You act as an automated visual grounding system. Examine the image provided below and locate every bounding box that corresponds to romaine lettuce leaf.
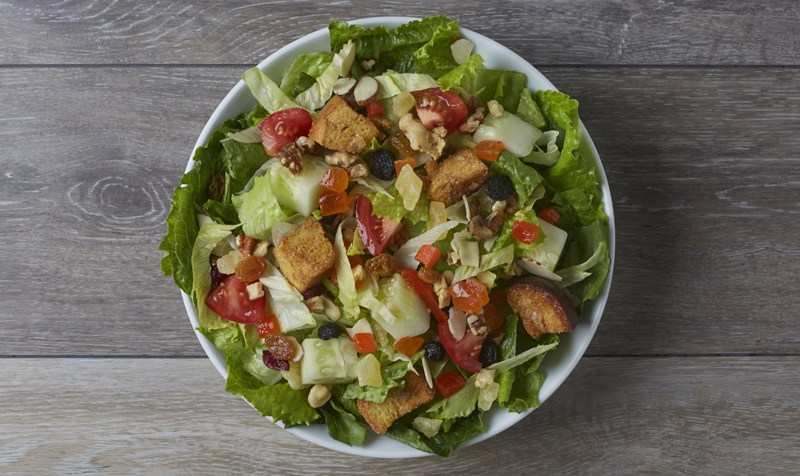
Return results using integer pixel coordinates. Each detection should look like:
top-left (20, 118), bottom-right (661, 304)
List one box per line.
top-left (451, 244), bottom-right (515, 284)
top-left (295, 41), bottom-right (355, 111)
top-left (408, 20), bottom-right (461, 77)
top-left (220, 138), bottom-right (269, 195)
top-left (232, 169), bottom-right (295, 240)
top-left (279, 51), bottom-right (334, 96)
top-left (202, 199), bottom-right (240, 227)
top-left (259, 260), bottom-right (316, 332)
top-left (320, 400), bottom-right (366, 447)
top-left (373, 72), bottom-right (439, 98)
top-left (242, 67), bottom-right (305, 114)
top-left (365, 187), bottom-right (428, 224)
top-left (341, 358), bottom-right (414, 403)
top-left (199, 326), bottom-right (280, 386)
top-left (334, 225), bottom-right (360, 320)
top-left (490, 150), bottom-right (545, 205)
top-left (191, 222), bottom-right (238, 328)
top-left (462, 68), bottom-right (527, 113)
top-left (159, 186), bottom-right (199, 295)
top-left (437, 54), bottom-right (484, 91)
top-left (384, 411), bottom-right (484, 457)
top-left (560, 220), bottom-right (610, 303)
top-left (516, 88), bottom-right (547, 129)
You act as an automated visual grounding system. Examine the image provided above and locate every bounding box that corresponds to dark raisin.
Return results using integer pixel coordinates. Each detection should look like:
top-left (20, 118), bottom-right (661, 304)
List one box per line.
top-left (210, 263), bottom-right (226, 287)
top-left (369, 150), bottom-right (398, 181)
top-left (484, 174), bottom-right (514, 201)
top-left (303, 284), bottom-right (326, 300)
top-left (208, 172), bottom-right (225, 201)
top-left (423, 341), bottom-right (446, 361)
top-left (318, 322), bottom-right (342, 341)
top-left (479, 342), bottom-right (499, 367)
top-left (262, 350), bottom-right (290, 371)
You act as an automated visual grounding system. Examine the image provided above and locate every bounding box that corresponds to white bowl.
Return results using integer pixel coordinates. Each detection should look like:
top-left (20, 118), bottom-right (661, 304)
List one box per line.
top-left (181, 17), bottom-right (616, 458)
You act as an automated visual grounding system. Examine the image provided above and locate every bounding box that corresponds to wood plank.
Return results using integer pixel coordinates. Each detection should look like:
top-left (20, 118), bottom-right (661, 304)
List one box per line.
top-left (1, 1), bottom-right (800, 66)
top-left (1, 357), bottom-right (798, 473)
top-left (1, 67), bottom-right (799, 356)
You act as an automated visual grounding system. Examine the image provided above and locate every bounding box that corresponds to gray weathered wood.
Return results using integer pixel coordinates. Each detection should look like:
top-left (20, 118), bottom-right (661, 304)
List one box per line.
top-left (1, 358), bottom-right (798, 474)
top-left (2, 1), bottom-right (800, 66)
top-left (1, 67), bottom-right (798, 356)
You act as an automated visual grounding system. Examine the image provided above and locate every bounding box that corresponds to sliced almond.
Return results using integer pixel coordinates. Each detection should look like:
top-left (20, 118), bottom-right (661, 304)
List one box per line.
top-left (450, 37), bottom-right (475, 65)
top-left (354, 76), bottom-right (379, 106)
top-left (333, 77), bottom-right (357, 96)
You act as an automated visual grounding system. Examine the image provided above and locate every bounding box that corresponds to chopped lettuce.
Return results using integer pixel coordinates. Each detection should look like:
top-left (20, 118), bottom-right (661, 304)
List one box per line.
top-left (279, 51), bottom-right (334, 96)
top-left (559, 220), bottom-right (611, 304)
top-left (365, 187), bottom-right (428, 224)
top-left (295, 41), bottom-right (355, 111)
top-left (341, 357), bottom-right (417, 403)
top-left (516, 88), bottom-right (547, 129)
top-left (242, 67), bottom-right (305, 114)
top-left (451, 244), bottom-right (515, 284)
top-left (232, 169), bottom-right (296, 241)
top-left (490, 151), bottom-right (545, 206)
top-left (437, 54), bottom-right (484, 91)
top-left (407, 20), bottom-right (461, 77)
top-left (373, 72), bottom-right (439, 98)
top-left (220, 138), bottom-right (269, 195)
top-left (191, 222), bottom-right (238, 329)
top-left (334, 225), bottom-right (360, 319)
top-left (259, 261), bottom-right (316, 332)
top-left (385, 411), bottom-right (484, 457)
top-left (200, 326), bottom-right (279, 386)
top-left (320, 400), bottom-right (366, 447)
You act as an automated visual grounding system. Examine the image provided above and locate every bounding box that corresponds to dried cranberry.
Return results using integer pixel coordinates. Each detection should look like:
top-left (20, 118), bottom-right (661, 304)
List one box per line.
top-left (210, 263), bottom-right (226, 287)
top-left (302, 284), bottom-right (326, 300)
top-left (262, 350), bottom-right (290, 371)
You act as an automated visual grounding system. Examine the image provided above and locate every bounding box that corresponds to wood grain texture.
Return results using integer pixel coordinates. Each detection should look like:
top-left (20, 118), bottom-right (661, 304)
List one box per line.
top-left (1, 67), bottom-right (798, 356)
top-left (2, 0), bottom-right (800, 66)
top-left (1, 357), bottom-right (798, 474)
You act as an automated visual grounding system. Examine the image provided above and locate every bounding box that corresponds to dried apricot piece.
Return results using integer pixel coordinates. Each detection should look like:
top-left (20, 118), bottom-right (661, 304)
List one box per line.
top-left (452, 278), bottom-right (490, 314)
top-left (482, 303), bottom-right (505, 330)
top-left (393, 336), bottom-right (424, 358)
top-left (320, 168), bottom-right (349, 193)
top-left (474, 140), bottom-right (504, 161)
top-left (319, 191), bottom-right (349, 216)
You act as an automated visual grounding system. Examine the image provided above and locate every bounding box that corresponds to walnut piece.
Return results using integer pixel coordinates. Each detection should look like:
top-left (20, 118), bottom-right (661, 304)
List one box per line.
top-left (325, 151), bottom-right (360, 168)
top-left (347, 161), bottom-right (368, 179)
top-left (458, 106), bottom-right (485, 134)
top-left (360, 59), bottom-right (376, 71)
top-left (504, 194), bottom-right (520, 214)
top-left (487, 100), bottom-right (504, 117)
top-left (467, 215), bottom-right (494, 240)
top-left (295, 136), bottom-right (323, 156)
top-left (399, 113), bottom-right (446, 159)
top-left (305, 296), bottom-right (324, 313)
top-left (278, 141), bottom-right (304, 175)
top-left (236, 234), bottom-right (256, 257)
top-left (467, 310), bottom-right (488, 336)
top-left (433, 274), bottom-right (451, 308)
top-left (486, 210), bottom-right (504, 233)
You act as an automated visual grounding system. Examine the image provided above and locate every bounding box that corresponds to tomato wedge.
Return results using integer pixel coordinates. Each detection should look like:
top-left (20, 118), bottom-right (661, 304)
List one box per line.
top-left (437, 322), bottom-right (485, 374)
top-left (411, 87), bottom-right (468, 135)
top-left (355, 195), bottom-right (402, 256)
top-left (204, 275), bottom-right (266, 324)
top-left (257, 108), bottom-right (313, 156)
top-left (401, 267), bottom-right (449, 324)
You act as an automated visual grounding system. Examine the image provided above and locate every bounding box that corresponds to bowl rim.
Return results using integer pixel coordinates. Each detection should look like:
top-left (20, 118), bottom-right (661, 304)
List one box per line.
top-left (180, 16), bottom-right (615, 458)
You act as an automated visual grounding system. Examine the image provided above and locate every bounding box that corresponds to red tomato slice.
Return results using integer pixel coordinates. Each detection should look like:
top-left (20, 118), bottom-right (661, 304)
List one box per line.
top-left (401, 267), bottom-right (449, 324)
top-left (411, 87), bottom-right (468, 135)
top-left (204, 275), bottom-right (266, 324)
top-left (438, 322), bottom-right (486, 374)
top-left (257, 108), bottom-right (313, 156)
top-left (355, 195), bottom-right (402, 256)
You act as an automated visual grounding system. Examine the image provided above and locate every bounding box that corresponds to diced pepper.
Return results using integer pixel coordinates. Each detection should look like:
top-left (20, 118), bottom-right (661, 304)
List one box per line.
top-left (473, 140), bottom-right (504, 162)
top-left (512, 220), bottom-right (539, 245)
top-left (415, 244), bottom-right (442, 268)
top-left (538, 207), bottom-right (560, 225)
top-left (435, 371), bottom-right (466, 398)
top-left (319, 191), bottom-right (349, 216)
top-left (320, 168), bottom-right (349, 193)
top-left (393, 336), bottom-right (424, 358)
top-left (366, 100), bottom-right (385, 118)
top-left (256, 314), bottom-right (280, 338)
top-left (401, 267), bottom-right (449, 324)
top-left (394, 157), bottom-right (416, 176)
top-left (352, 333), bottom-right (376, 353)
top-left (452, 278), bottom-right (490, 314)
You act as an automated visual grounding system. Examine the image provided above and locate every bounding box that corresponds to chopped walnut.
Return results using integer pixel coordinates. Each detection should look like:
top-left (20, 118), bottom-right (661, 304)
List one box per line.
top-left (305, 296), bottom-right (324, 313)
top-left (446, 250), bottom-right (461, 266)
top-left (325, 151), bottom-right (360, 168)
top-left (466, 96), bottom-right (483, 114)
top-left (432, 126), bottom-right (448, 138)
top-left (467, 195), bottom-right (482, 219)
top-left (369, 117), bottom-right (392, 131)
top-left (252, 240), bottom-right (270, 258)
top-left (365, 253), bottom-right (398, 277)
top-left (467, 215), bottom-right (494, 240)
top-left (278, 141), bottom-right (303, 175)
top-left (433, 274), bottom-right (451, 308)
top-left (295, 136), bottom-right (323, 156)
top-left (487, 100), bottom-right (504, 117)
top-left (352, 264), bottom-right (366, 282)
top-left (504, 194), bottom-right (520, 214)
top-left (418, 266), bottom-right (440, 284)
top-left (399, 113), bottom-right (446, 159)
top-left (486, 210), bottom-right (504, 233)
top-left (236, 234), bottom-right (256, 257)
top-left (467, 310), bottom-right (488, 336)
top-left (347, 161), bottom-right (368, 179)
top-left (360, 59), bottom-right (376, 71)
top-left (458, 106), bottom-right (485, 134)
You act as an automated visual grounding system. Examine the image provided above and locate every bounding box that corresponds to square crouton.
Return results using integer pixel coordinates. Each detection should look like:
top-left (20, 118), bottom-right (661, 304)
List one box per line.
top-left (272, 217), bottom-right (334, 293)
top-left (424, 148), bottom-right (489, 207)
top-left (308, 95), bottom-right (380, 153)
top-left (507, 276), bottom-right (579, 339)
top-left (357, 371), bottom-right (435, 435)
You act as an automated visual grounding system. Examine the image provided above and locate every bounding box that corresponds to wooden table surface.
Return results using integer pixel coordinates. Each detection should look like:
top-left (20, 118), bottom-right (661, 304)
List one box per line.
top-left (2, 1), bottom-right (799, 474)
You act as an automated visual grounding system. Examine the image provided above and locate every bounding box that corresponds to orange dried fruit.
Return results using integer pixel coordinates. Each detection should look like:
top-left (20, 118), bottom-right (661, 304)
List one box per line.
top-left (234, 255), bottom-right (267, 284)
top-left (320, 167), bottom-right (349, 193)
top-left (452, 278), bottom-right (490, 314)
top-left (319, 191), bottom-right (349, 216)
top-left (265, 334), bottom-right (295, 361)
top-left (474, 140), bottom-right (504, 161)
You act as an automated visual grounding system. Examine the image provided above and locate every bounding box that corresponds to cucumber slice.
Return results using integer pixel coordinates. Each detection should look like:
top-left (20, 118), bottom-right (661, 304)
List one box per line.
top-left (300, 338), bottom-right (353, 385)
top-left (522, 221), bottom-right (568, 271)
top-left (370, 274), bottom-right (431, 340)
top-left (473, 112), bottom-right (542, 157)
top-left (270, 157), bottom-right (328, 217)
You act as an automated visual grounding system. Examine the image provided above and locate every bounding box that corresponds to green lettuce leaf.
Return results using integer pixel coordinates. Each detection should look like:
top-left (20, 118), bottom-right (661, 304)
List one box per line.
top-left (333, 225), bottom-right (360, 320)
top-left (384, 411), bottom-right (484, 457)
top-left (497, 314), bottom-right (519, 406)
top-left (516, 88), bottom-right (547, 129)
top-left (490, 150), bottom-right (545, 205)
top-left (320, 400), bottom-right (366, 447)
top-left (341, 358), bottom-right (415, 403)
top-left (226, 365), bottom-right (319, 427)
top-left (203, 199), bottom-right (240, 227)
top-left (220, 138), bottom-right (269, 195)
top-left (560, 220), bottom-right (611, 303)
top-left (232, 169), bottom-right (296, 240)
top-left (242, 67), bottom-right (304, 114)
top-left (438, 54), bottom-right (484, 91)
top-left (191, 222), bottom-right (238, 328)
top-left (199, 326), bottom-right (281, 386)
top-left (408, 20), bottom-right (461, 77)
top-left (462, 68), bottom-right (527, 113)
top-left (279, 51), bottom-right (334, 95)
top-left (365, 187), bottom-right (428, 225)
top-left (158, 186), bottom-right (198, 295)
top-left (451, 244), bottom-right (515, 284)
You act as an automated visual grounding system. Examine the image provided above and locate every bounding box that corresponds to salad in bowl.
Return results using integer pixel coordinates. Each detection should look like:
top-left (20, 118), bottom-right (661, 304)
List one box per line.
top-left (159, 16), bottom-right (611, 457)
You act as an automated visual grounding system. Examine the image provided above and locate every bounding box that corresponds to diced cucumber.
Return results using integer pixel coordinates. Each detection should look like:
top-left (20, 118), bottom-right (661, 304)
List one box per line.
top-left (371, 274), bottom-right (431, 340)
top-left (522, 221), bottom-right (568, 271)
top-left (473, 112), bottom-right (542, 157)
top-left (300, 338), bottom-right (354, 385)
top-left (338, 336), bottom-right (360, 379)
top-left (269, 157), bottom-right (328, 217)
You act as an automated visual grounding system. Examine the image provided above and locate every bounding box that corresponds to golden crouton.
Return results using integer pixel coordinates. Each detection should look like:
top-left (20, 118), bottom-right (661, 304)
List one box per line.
top-left (308, 95), bottom-right (380, 154)
top-left (507, 276), bottom-right (579, 339)
top-left (272, 218), bottom-right (334, 293)
top-left (424, 148), bottom-right (489, 207)
top-left (357, 371), bottom-right (434, 435)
